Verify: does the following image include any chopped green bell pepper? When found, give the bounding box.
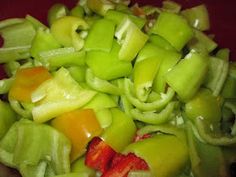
[150,12,193,51]
[50,16,89,50]
[86,40,132,80]
[84,18,115,52]
[31,67,96,123]
[115,17,148,61]
[101,108,136,152]
[124,134,189,177]
[165,51,208,101]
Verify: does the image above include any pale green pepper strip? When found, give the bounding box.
[70,5,85,18]
[137,124,185,140]
[0,78,14,94]
[216,48,230,61]
[3,61,20,77]
[47,3,69,26]
[31,68,97,123]
[130,101,177,124]
[124,78,175,111]
[204,56,229,96]
[87,0,115,16]
[84,18,115,52]
[38,47,86,70]
[133,56,162,102]
[195,117,236,146]
[128,171,153,177]
[67,66,86,83]
[8,98,32,119]
[117,78,133,116]
[165,51,208,102]
[224,101,236,136]
[71,156,95,175]
[181,4,210,31]
[0,46,31,63]
[30,28,61,59]
[0,100,17,139]
[123,134,188,177]
[188,30,217,53]
[50,16,89,50]
[0,20,35,48]
[148,34,176,51]
[105,9,146,29]
[25,15,47,30]
[150,12,193,51]
[0,18,24,29]
[85,68,122,95]
[115,17,148,61]
[162,0,181,13]
[101,108,136,152]
[86,40,132,80]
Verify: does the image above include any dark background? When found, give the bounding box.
[0,0,236,78]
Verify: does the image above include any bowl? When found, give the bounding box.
[0,0,236,176]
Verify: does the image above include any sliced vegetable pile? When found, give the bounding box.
[0,0,236,177]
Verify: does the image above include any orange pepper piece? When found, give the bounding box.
[51,108,103,162]
[9,66,51,102]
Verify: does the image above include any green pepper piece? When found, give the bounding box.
[181,4,210,31]
[0,100,17,139]
[124,134,188,177]
[70,5,85,18]
[84,18,115,52]
[105,10,146,29]
[195,117,236,146]
[50,16,89,50]
[162,0,181,13]
[184,88,221,123]
[87,0,115,16]
[83,92,117,111]
[85,69,122,95]
[216,48,230,61]
[13,120,71,175]
[47,3,69,26]
[71,156,95,176]
[124,79,175,111]
[133,56,162,102]
[0,78,14,94]
[25,15,47,30]
[38,47,86,70]
[188,30,217,53]
[135,42,181,93]
[204,56,229,96]
[0,18,24,29]
[186,122,228,177]
[150,12,193,51]
[67,66,86,83]
[0,20,35,48]
[0,20,36,63]
[30,28,61,59]
[31,67,96,123]
[165,51,208,102]
[128,171,153,177]
[115,17,148,61]
[0,47,30,63]
[130,101,178,124]
[148,34,176,51]
[221,63,236,99]
[101,108,136,152]
[86,40,132,80]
